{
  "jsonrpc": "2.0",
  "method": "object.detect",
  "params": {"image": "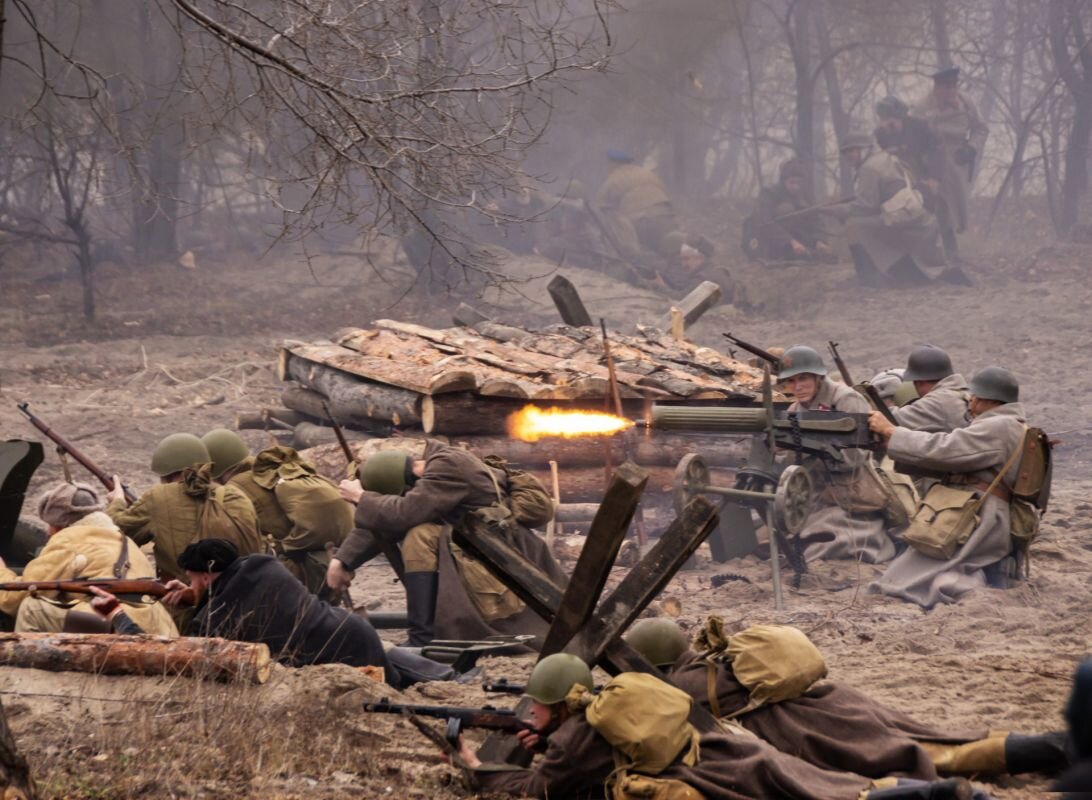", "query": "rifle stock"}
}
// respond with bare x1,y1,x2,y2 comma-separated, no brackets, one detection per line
364,699,536,746
17,403,138,504
827,341,854,386
860,383,899,426
722,333,783,372
0,578,171,598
